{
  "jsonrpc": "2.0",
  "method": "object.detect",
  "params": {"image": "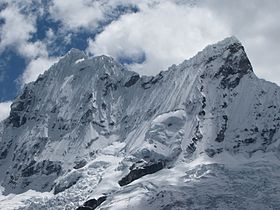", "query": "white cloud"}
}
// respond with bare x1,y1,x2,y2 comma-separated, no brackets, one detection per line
0,3,59,85
48,0,144,31
0,101,12,122
19,41,49,59
21,56,58,84
87,1,230,75
0,3,50,59
0,5,36,52
49,0,104,31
